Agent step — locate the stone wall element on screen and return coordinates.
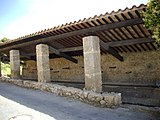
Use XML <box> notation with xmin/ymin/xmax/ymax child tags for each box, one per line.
<box><xmin>22</xmin><ymin>56</ymin><xmax>85</xmax><ymax>82</ymax></box>
<box><xmin>0</xmin><ymin>78</ymin><xmax>122</xmax><ymax>108</ymax></box>
<box><xmin>102</xmin><ymin>50</ymin><xmax>160</xmax><ymax>86</ymax></box>
<box><xmin>22</xmin><ymin>50</ymin><xmax>160</xmax><ymax>86</ymax></box>
<box><xmin>22</xmin><ymin>60</ymin><xmax>37</xmax><ymax>80</ymax></box>
<box><xmin>50</xmin><ymin>56</ymin><xmax>84</xmax><ymax>82</ymax></box>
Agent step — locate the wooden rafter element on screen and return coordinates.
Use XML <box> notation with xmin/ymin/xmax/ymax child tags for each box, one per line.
<box><xmin>100</xmin><ymin>41</ymin><xmax>124</xmax><ymax>61</ymax></box>
<box><xmin>107</xmin><ymin>37</ymin><xmax>154</xmax><ymax>47</ymax></box>
<box><xmin>49</xmin><ymin>46</ymin><xmax>78</xmax><ymax>64</ymax></box>
<box><xmin>0</xmin><ymin>18</ymin><xmax>142</xmax><ymax>52</ymax></box>
<box><xmin>58</xmin><ymin>46</ymin><xmax>83</xmax><ymax>52</ymax></box>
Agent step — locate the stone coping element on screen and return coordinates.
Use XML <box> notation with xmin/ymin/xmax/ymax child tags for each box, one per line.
<box><xmin>0</xmin><ymin>78</ymin><xmax>122</xmax><ymax>108</ymax></box>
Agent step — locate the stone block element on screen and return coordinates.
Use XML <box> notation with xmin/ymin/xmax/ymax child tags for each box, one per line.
<box><xmin>37</xmin><ymin>70</ymin><xmax>50</xmax><ymax>82</ymax></box>
<box><xmin>113</xmin><ymin>93</ymin><xmax>122</xmax><ymax>105</ymax></box>
<box><xmin>37</xmin><ymin>61</ymin><xmax>50</xmax><ymax>70</ymax></box>
<box><xmin>87</xmin><ymin>91</ymin><xmax>103</xmax><ymax>102</ymax></box>
<box><xmin>82</xmin><ymin>91</ymin><xmax>89</xmax><ymax>98</ymax></box>
<box><xmin>102</xmin><ymin>93</ymin><xmax>122</xmax><ymax>107</ymax></box>
<box><xmin>104</xmin><ymin>94</ymin><xmax>114</xmax><ymax>107</ymax></box>
<box><xmin>10</xmin><ymin>70</ymin><xmax>20</xmax><ymax>79</ymax></box>
<box><xmin>36</xmin><ymin>44</ymin><xmax>49</xmax><ymax>55</ymax></box>
<box><xmin>84</xmin><ymin>52</ymin><xmax>101</xmax><ymax>74</ymax></box>
<box><xmin>85</xmin><ymin>73</ymin><xmax>102</xmax><ymax>92</ymax></box>
<box><xmin>100</xmin><ymin>100</ymin><xmax>106</xmax><ymax>105</ymax></box>
<box><xmin>83</xmin><ymin>36</ymin><xmax>100</xmax><ymax>52</ymax></box>
<box><xmin>10</xmin><ymin>50</ymin><xmax>20</xmax><ymax>56</ymax></box>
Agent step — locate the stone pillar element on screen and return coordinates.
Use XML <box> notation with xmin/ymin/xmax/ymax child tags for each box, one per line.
<box><xmin>36</xmin><ymin>44</ymin><xmax>50</xmax><ymax>82</ymax></box>
<box><xmin>83</xmin><ymin>36</ymin><xmax>102</xmax><ymax>93</ymax></box>
<box><xmin>10</xmin><ymin>50</ymin><xmax>20</xmax><ymax>79</ymax></box>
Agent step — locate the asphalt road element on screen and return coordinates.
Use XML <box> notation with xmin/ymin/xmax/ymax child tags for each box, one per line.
<box><xmin>0</xmin><ymin>82</ymin><xmax>159</xmax><ymax>120</ymax></box>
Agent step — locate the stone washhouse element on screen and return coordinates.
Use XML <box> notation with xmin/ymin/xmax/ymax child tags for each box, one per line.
<box><xmin>0</xmin><ymin>4</ymin><xmax>159</xmax><ymax>107</ymax></box>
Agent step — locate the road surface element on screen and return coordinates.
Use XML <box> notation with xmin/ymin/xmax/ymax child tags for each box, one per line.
<box><xmin>0</xmin><ymin>82</ymin><xmax>159</xmax><ymax>120</ymax></box>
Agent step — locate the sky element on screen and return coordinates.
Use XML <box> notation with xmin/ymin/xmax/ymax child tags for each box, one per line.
<box><xmin>0</xmin><ymin>0</ymin><xmax>148</xmax><ymax>40</ymax></box>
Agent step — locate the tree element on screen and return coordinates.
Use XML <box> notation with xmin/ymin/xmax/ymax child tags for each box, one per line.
<box><xmin>0</xmin><ymin>38</ymin><xmax>10</xmax><ymax>77</ymax></box>
<box><xmin>142</xmin><ymin>0</ymin><xmax>160</xmax><ymax>45</ymax></box>
<box><xmin>0</xmin><ymin>37</ymin><xmax>9</xmax><ymax>42</ymax></box>
<box><xmin>0</xmin><ymin>37</ymin><xmax>9</xmax><ymax>63</ymax></box>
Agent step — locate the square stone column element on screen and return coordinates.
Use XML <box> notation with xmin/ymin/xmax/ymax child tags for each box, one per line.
<box><xmin>10</xmin><ymin>50</ymin><xmax>20</xmax><ymax>79</ymax></box>
<box><xmin>36</xmin><ymin>44</ymin><xmax>50</xmax><ymax>82</ymax></box>
<box><xmin>83</xmin><ymin>36</ymin><xmax>102</xmax><ymax>93</ymax></box>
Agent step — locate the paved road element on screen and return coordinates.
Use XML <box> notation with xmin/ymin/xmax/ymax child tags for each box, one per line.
<box><xmin>0</xmin><ymin>82</ymin><xmax>159</xmax><ymax>120</ymax></box>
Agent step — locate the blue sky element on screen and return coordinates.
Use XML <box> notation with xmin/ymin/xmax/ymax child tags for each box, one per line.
<box><xmin>0</xmin><ymin>0</ymin><xmax>148</xmax><ymax>40</ymax></box>
<box><xmin>0</xmin><ymin>0</ymin><xmax>29</xmax><ymax>31</ymax></box>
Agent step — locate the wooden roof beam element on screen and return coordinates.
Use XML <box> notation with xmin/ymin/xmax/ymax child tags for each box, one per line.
<box><xmin>100</xmin><ymin>41</ymin><xmax>124</xmax><ymax>61</ymax></box>
<box><xmin>49</xmin><ymin>46</ymin><xmax>78</xmax><ymax>64</ymax></box>
<box><xmin>107</xmin><ymin>37</ymin><xmax>154</xmax><ymax>47</ymax></box>
<box><xmin>58</xmin><ymin>46</ymin><xmax>83</xmax><ymax>52</ymax></box>
<box><xmin>20</xmin><ymin>51</ymin><xmax>32</xmax><ymax>59</ymax></box>
<box><xmin>57</xmin><ymin>37</ymin><xmax>154</xmax><ymax>52</ymax></box>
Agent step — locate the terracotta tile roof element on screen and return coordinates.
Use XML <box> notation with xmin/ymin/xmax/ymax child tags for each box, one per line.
<box><xmin>0</xmin><ymin>4</ymin><xmax>156</xmax><ymax>56</ymax></box>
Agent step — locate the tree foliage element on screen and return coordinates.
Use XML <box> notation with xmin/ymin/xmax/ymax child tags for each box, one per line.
<box><xmin>142</xmin><ymin>0</ymin><xmax>160</xmax><ymax>45</ymax></box>
<box><xmin>0</xmin><ymin>37</ymin><xmax>9</xmax><ymax>42</ymax></box>
<box><xmin>0</xmin><ymin>38</ymin><xmax>10</xmax><ymax>77</ymax></box>
<box><xmin>1</xmin><ymin>62</ymin><xmax>10</xmax><ymax>77</ymax></box>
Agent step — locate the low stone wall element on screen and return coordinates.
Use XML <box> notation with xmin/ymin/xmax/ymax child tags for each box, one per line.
<box><xmin>0</xmin><ymin>78</ymin><xmax>121</xmax><ymax>108</ymax></box>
